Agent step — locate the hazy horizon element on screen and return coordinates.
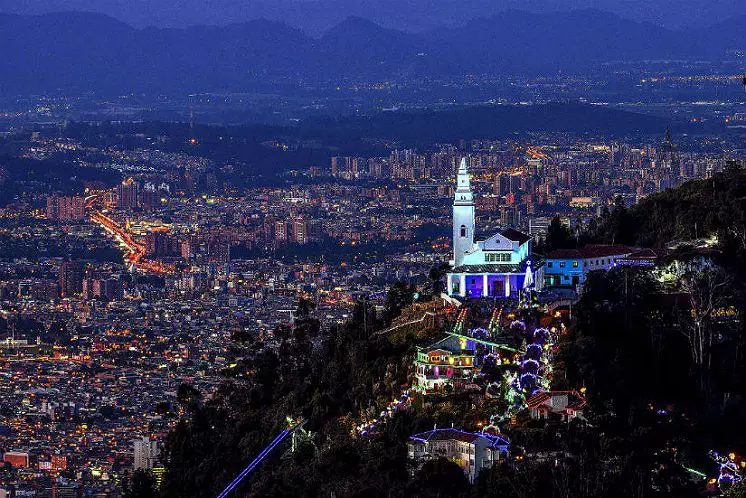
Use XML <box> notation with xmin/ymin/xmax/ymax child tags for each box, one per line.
<box><xmin>1</xmin><ymin>0</ymin><xmax>744</xmax><ymax>33</ymax></box>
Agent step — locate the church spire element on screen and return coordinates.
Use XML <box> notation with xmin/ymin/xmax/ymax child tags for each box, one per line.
<box><xmin>456</xmin><ymin>157</ymin><xmax>471</xmax><ymax>192</ymax></box>
<box><xmin>454</xmin><ymin>157</ymin><xmax>473</xmax><ymax>205</ymax></box>
<box><xmin>452</xmin><ymin>157</ymin><xmax>475</xmax><ymax>267</ymax></box>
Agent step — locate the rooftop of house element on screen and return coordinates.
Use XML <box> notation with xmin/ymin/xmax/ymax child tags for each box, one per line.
<box><xmin>500</xmin><ymin>228</ymin><xmax>532</xmax><ymax>245</ymax></box>
<box><xmin>526</xmin><ymin>390</ymin><xmax>587</xmax><ymax>411</ymax></box>
<box><xmin>418</xmin><ymin>336</ymin><xmax>474</xmax><ymax>356</ymax></box>
<box><xmin>547</xmin><ymin>245</ymin><xmax>633</xmax><ymax>260</ymax></box>
<box><xmin>409</xmin><ymin>428</ymin><xmax>510</xmax><ymax>448</ymax></box>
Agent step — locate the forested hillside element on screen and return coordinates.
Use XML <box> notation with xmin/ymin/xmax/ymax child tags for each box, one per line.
<box><xmin>156</xmin><ymin>164</ymin><xmax>746</xmax><ymax>498</ymax></box>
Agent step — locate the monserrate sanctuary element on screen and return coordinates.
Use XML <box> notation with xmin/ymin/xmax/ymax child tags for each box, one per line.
<box><xmin>447</xmin><ymin>158</ymin><xmax>543</xmax><ymax>298</ymax></box>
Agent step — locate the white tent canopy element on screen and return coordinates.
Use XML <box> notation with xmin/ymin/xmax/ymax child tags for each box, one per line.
<box><xmin>523</xmin><ymin>261</ymin><xmax>534</xmax><ymax>289</ymax></box>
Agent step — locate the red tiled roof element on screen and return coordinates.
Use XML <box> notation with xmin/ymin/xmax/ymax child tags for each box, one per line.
<box><xmin>579</xmin><ymin>245</ymin><xmax>633</xmax><ymax>258</ymax></box>
<box><xmin>548</xmin><ymin>245</ymin><xmax>632</xmax><ymax>260</ymax></box>
<box><xmin>547</xmin><ymin>249</ymin><xmax>582</xmax><ymax>259</ymax></box>
<box><xmin>526</xmin><ymin>391</ymin><xmax>552</xmax><ymax>408</ymax></box>
<box><xmin>424</xmin><ymin>348</ymin><xmax>453</xmax><ymax>355</ymax></box>
<box><xmin>526</xmin><ymin>390</ymin><xmax>587</xmax><ymax>411</ymax></box>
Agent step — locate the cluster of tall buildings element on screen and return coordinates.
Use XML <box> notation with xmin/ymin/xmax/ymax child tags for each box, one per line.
<box><xmin>179</xmin><ymin>236</ymin><xmax>231</xmax><ymax>263</ymax></box>
<box><xmin>46</xmin><ymin>179</ymin><xmax>170</xmax><ymax>224</ymax></box>
<box><xmin>46</xmin><ymin>195</ymin><xmax>85</xmax><ymax>221</ymax></box>
<box><xmin>332</xmin><ymin>150</ymin><xmax>461</xmax><ymax>180</ymax></box>
<box><xmin>272</xmin><ymin>218</ymin><xmax>323</xmax><ymax>245</ymax></box>
<box><xmin>59</xmin><ymin>262</ymin><xmax>122</xmax><ymax>300</ymax></box>
<box><xmin>1</xmin><ymin>451</ymin><xmax>67</xmax><ymax>471</ymax></box>
<box><xmin>16</xmin><ymin>280</ymin><xmax>59</xmax><ymax>301</ymax></box>
<box><xmin>330</xmin><ymin>156</ymin><xmax>362</xmax><ymax>180</ymax></box>
<box><xmin>145</xmin><ymin>231</ymin><xmax>179</xmax><ymax>257</ymax></box>
<box><xmin>117</xmin><ymin>179</ymin><xmax>170</xmax><ymax>211</ymax></box>
<box><xmin>329</xmin><ymin>136</ymin><xmax>725</xmax><ymax>217</ymax></box>
<box><xmin>82</xmin><ymin>276</ymin><xmax>123</xmax><ymax>301</ymax></box>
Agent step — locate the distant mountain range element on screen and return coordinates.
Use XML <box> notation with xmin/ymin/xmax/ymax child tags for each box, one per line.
<box><xmin>2</xmin><ymin>0</ymin><xmax>744</xmax><ymax>33</ymax></box>
<box><xmin>0</xmin><ymin>10</ymin><xmax>744</xmax><ymax>96</ymax></box>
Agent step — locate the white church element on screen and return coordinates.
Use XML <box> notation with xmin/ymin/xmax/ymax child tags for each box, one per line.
<box><xmin>447</xmin><ymin>158</ymin><xmax>544</xmax><ymax>299</ymax></box>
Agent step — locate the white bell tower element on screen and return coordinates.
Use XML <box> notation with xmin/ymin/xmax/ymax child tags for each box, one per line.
<box><xmin>452</xmin><ymin>157</ymin><xmax>475</xmax><ymax>267</ymax></box>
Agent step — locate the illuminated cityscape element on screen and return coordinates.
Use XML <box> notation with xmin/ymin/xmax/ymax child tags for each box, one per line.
<box><xmin>1</xmin><ymin>3</ymin><xmax>746</xmax><ymax>498</ymax></box>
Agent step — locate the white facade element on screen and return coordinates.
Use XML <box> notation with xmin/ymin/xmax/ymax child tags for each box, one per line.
<box><xmin>461</xmin><ymin>231</ymin><xmax>531</xmax><ymax>267</ymax></box>
<box><xmin>134</xmin><ymin>436</ymin><xmax>161</xmax><ymax>470</ymax></box>
<box><xmin>407</xmin><ymin>428</ymin><xmax>509</xmax><ymax>483</ymax></box>
<box><xmin>447</xmin><ymin>158</ymin><xmax>542</xmax><ymax>299</ymax></box>
<box><xmin>452</xmin><ymin>158</ymin><xmax>476</xmax><ymax>268</ymax></box>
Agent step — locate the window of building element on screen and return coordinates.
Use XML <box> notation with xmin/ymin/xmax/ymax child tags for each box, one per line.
<box><xmin>547</xmin><ymin>262</ymin><xmax>553</xmax><ymax>268</ymax></box>
<box><xmin>460</xmin><ymin>225</ymin><xmax>466</xmax><ymax>237</ymax></box>
<box><xmin>559</xmin><ymin>262</ymin><xmax>566</xmax><ymax>268</ymax></box>
<box><xmin>573</xmin><ymin>261</ymin><xmax>578</xmax><ymax>268</ymax></box>
<box><xmin>485</xmin><ymin>252</ymin><xmax>511</xmax><ymax>263</ymax></box>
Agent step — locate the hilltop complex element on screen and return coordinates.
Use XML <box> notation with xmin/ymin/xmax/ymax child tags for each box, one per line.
<box><xmin>448</xmin><ymin>158</ymin><xmax>543</xmax><ymax>299</ymax></box>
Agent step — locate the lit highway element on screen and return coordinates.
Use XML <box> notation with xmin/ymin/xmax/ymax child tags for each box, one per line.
<box><xmin>87</xmin><ymin>201</ymin><xmax>174</xmax><ymax>274</ymax></box>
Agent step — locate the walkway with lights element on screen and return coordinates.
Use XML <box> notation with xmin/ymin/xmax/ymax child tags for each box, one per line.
<box><xmin>216</xmin><ymin>418</ymin><xmax>305</xmax><ymax>498</ymax></box>
<box><xmin>446</xmin><ymin>305</ymin><xmax>524</xmax><ymax>354</ymax></box>
<box><xmin>373</xmin><ymin>312</ymin><xmax>437</xmax><ymax>337</ymax></box>
<box><xmin>485</xmin><ymin>306</ymin><xmax>561</xmax><ymax>428</ymax></box>
<box><xmin>356</xmin><ymin>304</ymin><xmax>530</xmax><ymax>437</ymax></box>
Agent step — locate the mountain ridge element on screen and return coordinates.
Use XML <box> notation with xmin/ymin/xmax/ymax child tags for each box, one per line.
<box><xmin>0</xmin><ymin>10</ymin><xmax>743</xmax><ymax>95</ymax></box>
<box><xmin>1</xmin><ymin>0</ymin><xmax>744</xmax><ymax>32</ymax></box>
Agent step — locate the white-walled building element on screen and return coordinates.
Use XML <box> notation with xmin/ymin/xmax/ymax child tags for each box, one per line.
<box><xmin>407</xmin><ymin>428</ymin><xmax>510</xmax><ymax>483</ymax></box>
<box><xmin>526</xmin><ymin>391</ymin><xmax>587</xmax><ymax>422</ymax></box>
<box><xmin>133</xmin><ymin>436</ymin><xmax>161</xmax><ymax>470</ymax></box>
<box><xmin>448</xmin><ymin>158</ymin><xmax>543</xmax><ymax>298</ymax></box>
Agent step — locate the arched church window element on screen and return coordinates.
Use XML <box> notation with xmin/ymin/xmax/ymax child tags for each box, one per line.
<box><xmin>460</xmin><ymin>225</ymin><xmax>466</xmax><ymax>237</ymax></box>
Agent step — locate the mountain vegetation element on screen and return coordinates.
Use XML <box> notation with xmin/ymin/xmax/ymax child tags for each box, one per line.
<box><xmin>156</xmin><ymin>164</ymin><xmax>746</xmax><ymax>498</ymax></box>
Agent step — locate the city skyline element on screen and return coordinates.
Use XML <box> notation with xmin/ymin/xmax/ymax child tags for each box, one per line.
<box><xmin>1</xmin><ymin>1</ymin><xmax>745</xmax><ymax>496</ymax></box>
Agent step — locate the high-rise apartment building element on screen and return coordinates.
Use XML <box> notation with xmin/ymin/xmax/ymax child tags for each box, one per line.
<box><xmin>59</xmin><ymin>262</ymin><xmax>84</xmax><ymax>298</ymax></box>
<box><xmin>117</xmin><ymin>179</ymin><xmax>140</xmax><ymax>210</ymax></box>
<box><xmin>46</xmin><ymin>195</ymin><xmax>85</xmax><ymax>221</ymax></box>
<box><xmin>133</xmin><ymin>436</ymin><xmax>161</xmax><ymax>470</ymax></box>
